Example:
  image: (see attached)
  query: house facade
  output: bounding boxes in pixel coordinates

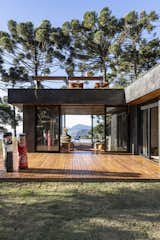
[8,65,160,162]
[125,65,160,161]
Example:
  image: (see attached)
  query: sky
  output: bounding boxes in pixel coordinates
[0,0,160,30]
[0,0,160,127]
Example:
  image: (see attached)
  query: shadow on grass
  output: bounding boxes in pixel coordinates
[0,183,160,240]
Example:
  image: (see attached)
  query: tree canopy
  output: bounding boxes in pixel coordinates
[0,7,159,88]
[62,7,123,82]
[114,10,160,82]
[0,19,70,88]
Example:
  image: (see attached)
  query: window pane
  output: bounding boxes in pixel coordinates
[141,109,148,157]
[106,107,128,151]
[36,107,60,152]
[151,107,158,160]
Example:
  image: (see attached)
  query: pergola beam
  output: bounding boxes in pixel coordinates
[33,76,67,81]
[68,76,103,81]
[33,76,103,81]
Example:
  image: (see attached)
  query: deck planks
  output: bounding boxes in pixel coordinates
[0,152,160,181]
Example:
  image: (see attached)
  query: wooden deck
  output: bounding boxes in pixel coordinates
[0,152,160,181]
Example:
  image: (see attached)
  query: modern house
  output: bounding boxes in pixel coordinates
[8,64,160,162]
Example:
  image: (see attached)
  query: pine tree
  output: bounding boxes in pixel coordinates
[0,20,69,88]
[117,10,159,81]
[62,7,122,83]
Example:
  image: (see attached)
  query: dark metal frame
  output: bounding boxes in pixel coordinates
[91,115,94,148]
[35,105,61,153]
[104,105,107,152]
[58,105,61,153]
[139,100,159,160]
[104,105,129,153]
[127,106,131,153]
[34,104,130,153]
[137,105,141,155]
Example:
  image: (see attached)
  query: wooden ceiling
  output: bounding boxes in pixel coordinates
[61,105,105,115]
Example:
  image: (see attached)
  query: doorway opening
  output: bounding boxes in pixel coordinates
[61,114,106,152]
[60,105,106,152]
[63,115,92,151]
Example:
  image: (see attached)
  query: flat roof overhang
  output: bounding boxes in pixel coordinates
[8,89,126,106]
[125,89,160,105]
[125,64,160,105]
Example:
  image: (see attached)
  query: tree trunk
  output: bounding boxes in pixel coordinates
[133,45,138,80]
[34,42,40,89]
[102,64,107,83]
[35,63,40,89]
[12,83,17,137]
[133,55,138,79]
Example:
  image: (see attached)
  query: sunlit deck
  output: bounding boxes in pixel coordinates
[0,152,160,181]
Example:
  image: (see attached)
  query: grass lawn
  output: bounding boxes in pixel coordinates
[0,182,160,240]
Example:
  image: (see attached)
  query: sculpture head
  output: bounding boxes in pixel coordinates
[64,128,68,133]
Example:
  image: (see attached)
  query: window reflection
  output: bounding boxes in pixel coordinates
[151,107,158,160]
[106,107,128,151]
[140,105,158,160]
[141,109,148,157]
[36,107,60,152]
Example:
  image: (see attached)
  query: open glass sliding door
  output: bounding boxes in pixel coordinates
[105,107,128,152]
[141,109,149,157]
[151,106,159,160]
[36,106,60,152]
[140,102,159,160]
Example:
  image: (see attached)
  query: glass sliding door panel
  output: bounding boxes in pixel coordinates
[141,109,148,157]
[151,107,158,160]
[106,107,128,152]
[36,106,60,152]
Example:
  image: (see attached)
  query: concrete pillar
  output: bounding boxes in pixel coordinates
[129,106,139,154]
[23,106,35,152]
[111,114,118,151]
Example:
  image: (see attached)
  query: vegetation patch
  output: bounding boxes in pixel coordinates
[0,182,160,240]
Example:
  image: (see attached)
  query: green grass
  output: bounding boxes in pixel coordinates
[0,182,160,240]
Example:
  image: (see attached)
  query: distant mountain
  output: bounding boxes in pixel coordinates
[69,124,91,138]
